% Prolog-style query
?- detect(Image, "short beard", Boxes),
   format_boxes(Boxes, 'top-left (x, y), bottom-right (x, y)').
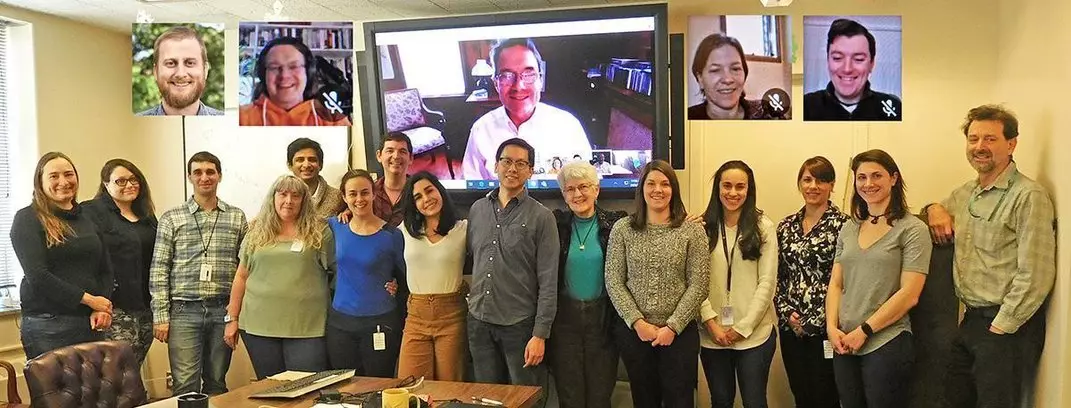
top-left (158, 75), bottom-right (206, 110)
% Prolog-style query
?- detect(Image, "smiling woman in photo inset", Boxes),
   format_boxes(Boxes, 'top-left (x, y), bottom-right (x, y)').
top-left (239, 37), bottom-right (351, 126)
top-left (688, 33), bottom-right (786, 120)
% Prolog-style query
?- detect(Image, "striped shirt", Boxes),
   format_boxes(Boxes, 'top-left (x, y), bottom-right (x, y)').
top-left (940, 161), bottom-right (1056, 333)
top-left (149, 197), bottom-right (248, 324)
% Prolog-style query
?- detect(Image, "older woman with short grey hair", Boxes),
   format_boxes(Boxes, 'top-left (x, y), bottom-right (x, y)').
top-left (546, 161), bottom-right (626, 408)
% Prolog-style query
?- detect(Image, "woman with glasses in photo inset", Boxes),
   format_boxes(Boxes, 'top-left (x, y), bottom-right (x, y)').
top-left (396, 171), bottom-right (468, 381)
top-left (606, 160), bottom-right (709, 408)
top-left (12, 152), bottom-right (114, 360)
top-left (828, 149), bottom-right (931, 408)
top-left (775, 156), bottom-right (849, 408)
top-left (82, 159), bottom-right (158, 368)
top-left (548, 161), bottom-right (627, 408)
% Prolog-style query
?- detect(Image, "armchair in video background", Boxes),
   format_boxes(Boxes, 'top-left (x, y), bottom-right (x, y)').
top-left (383, 88), bottom-right (455, 179)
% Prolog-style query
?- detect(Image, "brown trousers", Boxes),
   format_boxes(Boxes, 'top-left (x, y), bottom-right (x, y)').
top-left (397, 292), bottom-right (467, 381)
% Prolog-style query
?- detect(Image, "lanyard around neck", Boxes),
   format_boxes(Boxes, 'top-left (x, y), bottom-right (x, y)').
top-left (720, 222), bottom-right (739, 296)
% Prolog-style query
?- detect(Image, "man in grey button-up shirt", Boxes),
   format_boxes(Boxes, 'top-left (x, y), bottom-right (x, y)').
top-left (925, 104), bottom-right (1056, 408)
top-left (467, 138), bottom-right (558, 402)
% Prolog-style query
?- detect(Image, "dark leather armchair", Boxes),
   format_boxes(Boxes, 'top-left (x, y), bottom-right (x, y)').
top-left (23, 341), bottom-right (147, 408)
top-left (1, 359), bottom-right (21, 403)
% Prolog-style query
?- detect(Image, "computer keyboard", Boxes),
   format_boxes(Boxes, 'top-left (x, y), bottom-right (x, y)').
top-left (249, 369), bottom-right (355, 399)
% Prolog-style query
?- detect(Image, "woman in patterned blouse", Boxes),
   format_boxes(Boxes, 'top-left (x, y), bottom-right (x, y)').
top-left (775, 156), bottom-right (848, 408)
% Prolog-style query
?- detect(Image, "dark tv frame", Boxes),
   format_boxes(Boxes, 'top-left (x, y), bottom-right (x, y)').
top-left (359, 3), bottom-right (669, 201)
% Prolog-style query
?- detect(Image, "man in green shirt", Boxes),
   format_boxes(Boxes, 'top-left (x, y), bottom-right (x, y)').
top-left (925, 104), bottom-right (1055, 408)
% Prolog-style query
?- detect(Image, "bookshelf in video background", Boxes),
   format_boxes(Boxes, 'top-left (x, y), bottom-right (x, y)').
top-left (238, 22), bottom-right (354, 105)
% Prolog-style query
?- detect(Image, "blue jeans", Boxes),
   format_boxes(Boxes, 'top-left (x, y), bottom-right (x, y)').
top-left (20, 312), bottom-right (103, 360)
top-left (833, 331), bottom-right (915, 408)
top-left (700, 328), bottom-right (778, 408)
top-left (468, 316), bottom-right (548, 407)
top-left (168, 299), bottom-right (233, 395)
top-left (241, 331), bottom-right (328, 380)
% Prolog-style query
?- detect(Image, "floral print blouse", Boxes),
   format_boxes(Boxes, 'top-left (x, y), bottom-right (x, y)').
top-left (775, 203), bottom-right (849, 336)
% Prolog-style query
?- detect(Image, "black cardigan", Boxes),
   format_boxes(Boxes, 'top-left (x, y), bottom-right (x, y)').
top-left (82, 196), bottom-right (157, 312)
top-left (10, 203), bottom-right (114, 316)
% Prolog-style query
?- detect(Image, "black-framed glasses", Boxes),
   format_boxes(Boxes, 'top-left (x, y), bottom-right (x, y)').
top-left (112, 177), bottom-right (140, 187)
top-left (493, 71), bottom-right (540, 86)
top-left (498, 158), bottom-right (531, 170)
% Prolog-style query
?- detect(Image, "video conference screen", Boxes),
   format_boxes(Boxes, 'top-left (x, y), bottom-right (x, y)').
top-left (369, 13), bottom-right (659, 191)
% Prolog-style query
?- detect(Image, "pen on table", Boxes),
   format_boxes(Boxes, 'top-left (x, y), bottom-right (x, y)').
top-left (472, 396), bottom-right (504, 406)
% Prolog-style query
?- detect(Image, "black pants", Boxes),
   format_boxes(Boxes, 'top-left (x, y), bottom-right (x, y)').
top-left (833, 331), bottom-right (915, 408)
top-left (547, 297), bottom-right (619, 408)
top-left (700, 328), bottom-right (777, 408)
top-left (780, 328), bottom-right (839, 408)
top-left (614, 319), bottom-right (698, 408)
top-left (943, 306), bottom-right (1046, 408)
top-left (326, 308), bottom-right (403, 378)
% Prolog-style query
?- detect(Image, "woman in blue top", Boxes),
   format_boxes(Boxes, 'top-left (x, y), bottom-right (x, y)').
top-left (326, 169), bottom-right (407, 377)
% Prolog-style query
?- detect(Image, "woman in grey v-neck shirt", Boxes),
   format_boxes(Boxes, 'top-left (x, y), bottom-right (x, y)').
top-left (826, 150), bottom-right (932, 408)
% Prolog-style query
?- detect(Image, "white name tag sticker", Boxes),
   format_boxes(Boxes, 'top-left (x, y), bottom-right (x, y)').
top-left (200, 263), bottom-right (212, 282)
top-left (719, 306), bottom-right (735, 326)
top-left (290, 240), bottom-right (304, 252)
top-left (373, 332), bottom-right (386, 351)
top-left (823, 340), bottom-right (834, 359)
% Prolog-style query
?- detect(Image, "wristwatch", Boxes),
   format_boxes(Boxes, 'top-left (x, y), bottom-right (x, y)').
top-left (224, 315), bottom-right (236, 323)
top-left (860, 322), bottom-right (875, 337)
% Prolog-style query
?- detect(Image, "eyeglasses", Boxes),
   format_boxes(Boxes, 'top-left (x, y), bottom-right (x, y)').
top-left (267, 63), bottom-right (305, 76)
top-left (563, 183), bottom-right (594, 196)
top-left (493, 71), bottom-right (540, 86)
top-left (497, 158), bottom-right (531, 170)
top-left (112, 177), bottom-right (140, 187)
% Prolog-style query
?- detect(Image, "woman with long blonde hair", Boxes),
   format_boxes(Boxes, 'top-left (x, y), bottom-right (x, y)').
top-left (224, 175), bottom-right (334, 379)
top-left (12, 152), bottom-right (114, 359)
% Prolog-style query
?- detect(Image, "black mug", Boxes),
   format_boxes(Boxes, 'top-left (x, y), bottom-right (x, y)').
top-left (177, 392), bottom-right (209, 408)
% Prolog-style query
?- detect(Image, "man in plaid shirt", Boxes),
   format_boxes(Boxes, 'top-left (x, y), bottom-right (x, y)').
top-left (150, 151), bottom-right (247, 395)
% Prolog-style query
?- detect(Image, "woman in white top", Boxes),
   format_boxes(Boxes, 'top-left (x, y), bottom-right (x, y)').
top-left (395, 171), bottom-right (468, 381)
top-left (699, 160), bottom-right (779, 408)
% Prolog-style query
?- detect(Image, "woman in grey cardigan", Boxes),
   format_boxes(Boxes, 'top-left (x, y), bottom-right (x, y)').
top-left (827, 149), bottom-right (931, 408)
top-left (605, 160), bottom-right (709, 408)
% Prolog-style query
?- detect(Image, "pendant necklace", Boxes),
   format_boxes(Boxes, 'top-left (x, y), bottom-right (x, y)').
top-left (574, 217), bottom-right (597, 251)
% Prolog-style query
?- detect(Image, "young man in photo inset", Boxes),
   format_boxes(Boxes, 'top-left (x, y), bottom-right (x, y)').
top-left (462, 38), bottom-right (592, 180)
top-left (803, 19), bottom-right (901, 121)
top-left (137, 26), bottom-right (223, 116)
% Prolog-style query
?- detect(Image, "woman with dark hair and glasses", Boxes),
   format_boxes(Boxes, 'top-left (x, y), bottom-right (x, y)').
top-left (395, 171), bottom-right (468, 381)
top-left (81, 159), bottom-right (158, 367)
top-left (827, 149), bottom-right (931, 408)
top-left (775, 156), bottom-right (848, 408)
top-left (689, 33), bottom-right (787, 120)
top-left (605, 160), bottom-right (708, 408)
top-left (239, 36), bottom-right (351, 126)
top-left (12, 152), bottom-right (114, 359)
top-left (698, 160), bottom-right (778, 408)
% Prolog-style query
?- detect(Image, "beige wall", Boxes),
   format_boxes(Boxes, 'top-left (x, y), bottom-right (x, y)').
top-left (2, 0), bottom-right (1069, 406)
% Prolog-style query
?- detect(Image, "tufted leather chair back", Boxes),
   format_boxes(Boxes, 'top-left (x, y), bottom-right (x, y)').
top-left (23, 341), bottom-right (147, 408)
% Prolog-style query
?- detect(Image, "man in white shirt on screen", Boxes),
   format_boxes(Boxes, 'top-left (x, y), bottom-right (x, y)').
top-left (462, 38), bottom-right (592, 180)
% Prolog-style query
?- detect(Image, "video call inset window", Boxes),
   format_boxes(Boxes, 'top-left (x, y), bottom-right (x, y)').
top-left (132, 23), bottom-right (225, 116)
top-left (802, 15), bottom-right (903, 121)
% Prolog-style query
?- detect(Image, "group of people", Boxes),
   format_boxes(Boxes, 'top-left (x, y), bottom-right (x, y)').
top-left (12, 104), bottom-right (1054, 408)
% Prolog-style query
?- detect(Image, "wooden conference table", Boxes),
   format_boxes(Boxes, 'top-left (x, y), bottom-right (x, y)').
top-left (211, 376), bottom-right (542, 408)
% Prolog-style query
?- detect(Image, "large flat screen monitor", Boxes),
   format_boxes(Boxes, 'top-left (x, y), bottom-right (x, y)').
top-left (360, 4), bottom-right (669, 194)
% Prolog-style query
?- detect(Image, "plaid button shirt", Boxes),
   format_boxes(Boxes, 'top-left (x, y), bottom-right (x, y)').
top-left (941, 162), bottom-right (1056, 333)
top-left (149, 197), bottom-right (247, 324)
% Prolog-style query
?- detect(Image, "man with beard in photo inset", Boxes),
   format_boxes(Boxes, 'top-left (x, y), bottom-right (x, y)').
top-left (137, 26), bottom-right (222, 116)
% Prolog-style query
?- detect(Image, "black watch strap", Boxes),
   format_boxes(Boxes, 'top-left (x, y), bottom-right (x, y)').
top-left (861, 322), bottom-right (875, 337)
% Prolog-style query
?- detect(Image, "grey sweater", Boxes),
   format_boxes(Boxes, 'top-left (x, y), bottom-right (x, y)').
top-left (605, 217), bottom-right (710, 333)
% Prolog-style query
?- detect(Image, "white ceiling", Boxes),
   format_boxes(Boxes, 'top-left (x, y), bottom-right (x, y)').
top-left (1, 0), bottom-right (647, 33)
